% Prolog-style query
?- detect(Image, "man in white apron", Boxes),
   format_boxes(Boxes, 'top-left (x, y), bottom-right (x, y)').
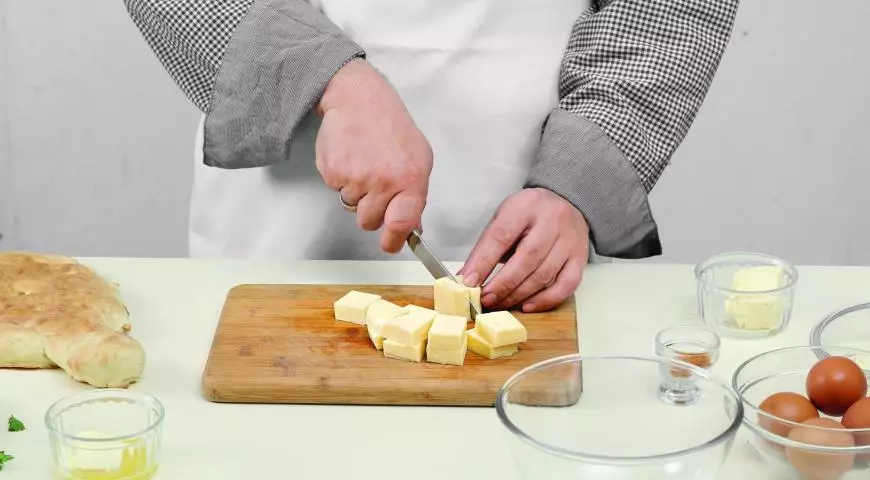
top-left (125, 0), bottom-right (739, 312)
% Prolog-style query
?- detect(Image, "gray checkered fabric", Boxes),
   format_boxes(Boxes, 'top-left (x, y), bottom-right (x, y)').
top-left (124, 0), bottom-right (253, 111)
top-left (124, 0), bottom-right (739, 259)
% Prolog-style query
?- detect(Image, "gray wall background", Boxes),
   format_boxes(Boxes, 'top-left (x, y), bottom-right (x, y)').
top-left (1, 1), bottom-right (868, 265)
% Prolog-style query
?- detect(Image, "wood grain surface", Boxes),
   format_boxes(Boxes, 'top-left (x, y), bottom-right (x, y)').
top-left (202, 284), bottom-right (579, 406)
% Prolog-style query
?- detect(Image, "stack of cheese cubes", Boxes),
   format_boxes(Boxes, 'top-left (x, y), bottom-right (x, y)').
top-left (332, 275), bottom-right (526, 365)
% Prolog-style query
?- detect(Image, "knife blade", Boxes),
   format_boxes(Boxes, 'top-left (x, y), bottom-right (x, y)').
top-left (406, 228), bottom-right (480, 320)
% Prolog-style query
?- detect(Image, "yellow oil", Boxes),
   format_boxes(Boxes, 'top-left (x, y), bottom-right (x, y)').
top-left (57, 432), bottom-right (157, 480)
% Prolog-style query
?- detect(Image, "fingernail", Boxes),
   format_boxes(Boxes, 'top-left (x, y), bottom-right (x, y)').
top-left (482, 293), bottom-right (497, 306)
top-left (522, 303), bottom-right (535, 312)
top-left (463, 272), bottom-right (479, 287)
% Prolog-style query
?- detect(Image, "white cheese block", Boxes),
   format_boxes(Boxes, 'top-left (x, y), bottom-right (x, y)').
top-left (382, 309), bottom-right (436, 345)
top-left (454, 275), bottom-right (482, 313)
top-left (383, 338), bottom-right (426, 362)
top-left (333, 290), bottom-right (382, 325)
top-left (727, 265), bottom-right (785, 330)
top-left (467, 328), bottom-right (518, 359)
top-left (475, 311), bottom-right (527, 347)
top-left (366, 299), bottom-right (406, 325)
top-left (426, 335), bottom-right (468, 366)
top-left (428, 314), bottom-right (468, 350)
top-left (434, 277), bottom-right (471, 318)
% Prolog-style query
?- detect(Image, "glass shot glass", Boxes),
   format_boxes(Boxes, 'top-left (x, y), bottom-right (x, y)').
top-left (655, 326), bottom-right (722, 406)
top-left (45, 389), bottom-right (164, 480)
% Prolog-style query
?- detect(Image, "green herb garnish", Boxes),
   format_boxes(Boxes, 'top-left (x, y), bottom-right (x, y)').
top-left (7, 416), bottom-right (24, 433)
top-left (0, 451), bottom-right (13, 471)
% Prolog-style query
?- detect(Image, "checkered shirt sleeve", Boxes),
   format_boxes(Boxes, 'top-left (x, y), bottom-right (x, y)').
top-left (124, 0), bottom-right (255, 112)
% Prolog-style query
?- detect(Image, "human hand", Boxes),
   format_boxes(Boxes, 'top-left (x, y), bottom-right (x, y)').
top-left (315, 59), bottom-right (432, 253)
top-left (457, 188), bottom-right (589, 312)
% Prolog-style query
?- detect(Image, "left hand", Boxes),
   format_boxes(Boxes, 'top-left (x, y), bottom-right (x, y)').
top-left (457, 188), bottom-right (589, 313)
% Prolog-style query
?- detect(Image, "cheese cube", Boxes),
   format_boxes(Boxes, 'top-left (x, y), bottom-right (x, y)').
top-left (467, 328), bottom-right (518, 359)
top-left (404, 304), bottom-right (437, 315)
top-left (333, 290), bottom-right (382, 325)
top-left (382, 309), bottom-right (435, 345)
top-left (383, 338), bottom-right (426, 362)
top-left (455, 275), bottom-right (482, 313)
top-left (428, 314), bottom-right (468, 350)
top-left (726, 266), bottom-right (785, 330)
top-left (435, 277), bottom-right (471, 317)
top-left (426, 335), bottom-right (468, 366)
top-left (367, 317), bottom-right (387, 350)
top-left (475, 311), bottom-right (527, 347)
top-left (366, 299), bottom-right (406, 325)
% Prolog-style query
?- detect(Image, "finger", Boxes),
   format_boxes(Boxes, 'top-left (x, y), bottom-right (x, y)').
top-left (460, 209), bottom-right (532, 288)
top-left (339, 186), bottom-right (364, 207)
top-left (355, 191), bottom-right (392, 231)
top-left (380, 190), bottom-right (425, 254)
top-left (493, 236), bottom-right (572, 310)
top-left (520, 256), bottom-right (586, 313)
top-left (479, 223), bottom-right (558, 307)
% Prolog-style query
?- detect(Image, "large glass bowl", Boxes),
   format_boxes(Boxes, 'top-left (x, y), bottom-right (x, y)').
top-left (810, 303), bottom-right (870, 359)
top-left (733, 346), bottom-right (870, 480)
top-left (496, 354), bottom-right (743, 479)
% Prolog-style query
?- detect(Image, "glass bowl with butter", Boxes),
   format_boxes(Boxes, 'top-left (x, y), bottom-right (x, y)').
top-left (46, 389), bottom-right (164, 480)
top-left (695, 252), bottom-right (798, 338)
top-left (496, 354), bottom-right (743, 479)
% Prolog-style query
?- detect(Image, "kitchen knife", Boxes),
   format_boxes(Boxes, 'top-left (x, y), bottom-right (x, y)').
top-left (406, 228), bottom-right (480, 320)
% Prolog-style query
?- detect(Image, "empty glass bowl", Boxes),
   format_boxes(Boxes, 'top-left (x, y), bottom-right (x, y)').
top-left (811, 303), bottom-right (870, 360)
top-left (695, 252), bottom-right (798, 338)
top-left (733, 345), bottom-right (870, 480)
top-left (496, 354), bottom-right (743, 479)
top-left (45, 389), bottom-right (164, 480)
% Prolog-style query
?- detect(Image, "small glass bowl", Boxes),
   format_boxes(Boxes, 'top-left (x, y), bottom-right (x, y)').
top-left (45, 389), bottom-right (164, 480)
top-left (654, 326), bottom-right (722, 406)
top-left (496, 354), bottom-right (743, 479)
top-left (732, 345), bottom-right (870, 480)
top-left (695, 251), bottom-right (798, 338)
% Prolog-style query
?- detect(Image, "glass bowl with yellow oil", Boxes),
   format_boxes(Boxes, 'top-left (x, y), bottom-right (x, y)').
top-left (45, 389), bottom-right (164, 480)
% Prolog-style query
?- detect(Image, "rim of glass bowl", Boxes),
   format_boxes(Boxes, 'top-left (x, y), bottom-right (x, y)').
top-left (45, 388), bottom-right (165, 443)
top-left (495, 353), bottom-right (744, 466)
top-left (732, 345), bottom-right (870, 453)
top-left (694, 251), bottom-right (799, 295)
top-left (809, 302), bottom-right (870, 347)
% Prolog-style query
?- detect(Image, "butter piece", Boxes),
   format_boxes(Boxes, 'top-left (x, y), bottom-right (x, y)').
top-left (727, 266), bottom-right (785, 330)
top-left (382, 309), bottom-right (436, 345)
top-left (367, 317), bottom-right (387, 350)
top-left (428, 314), bottom-right (468, 350)
top-left (427, 335), bottom-right (468, 366)
top-left (334, 290), bottom-right (382, 325)
top-left (435, 277), bottom-right (472, 318)
top-left (366, 299), bottom-right (406, 325)
top-left (404, 304), bottom-right (437, 316)
top-left (455, 275), bottom-right (482, 313)
top-left (475, 311), bottom-right (527, 347)
top-left (383, 338), bottom-right (426, 362)
top-left (467, 328), bottom-right (518, 359)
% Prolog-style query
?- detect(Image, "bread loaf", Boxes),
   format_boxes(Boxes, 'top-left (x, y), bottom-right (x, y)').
top-left (0, 252), bottom-right (145, 387)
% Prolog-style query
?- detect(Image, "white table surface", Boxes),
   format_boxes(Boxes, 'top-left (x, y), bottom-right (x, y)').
top-left (2, 258), bottom-right (869, 479)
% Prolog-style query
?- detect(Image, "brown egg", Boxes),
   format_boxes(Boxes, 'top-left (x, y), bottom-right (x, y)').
top-left (759, 392), bottom-right (820, 439)
top-left (786, 417), bottom-right (855, 480)
top-left (806, 356), bottom-right (868, 416)
top-left (842, 397), bottom-right (870, 461)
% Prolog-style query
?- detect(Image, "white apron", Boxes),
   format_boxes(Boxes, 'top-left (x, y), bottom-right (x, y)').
top-left (189, 0), bottom-right (595, 262)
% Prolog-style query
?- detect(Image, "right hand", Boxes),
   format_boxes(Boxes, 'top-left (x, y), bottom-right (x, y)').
top-left (315, 59), bottom-right (433, 254)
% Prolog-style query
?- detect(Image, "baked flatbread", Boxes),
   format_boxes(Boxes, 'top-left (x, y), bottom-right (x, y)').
top-left (0, 252), bottom-right (145, 387)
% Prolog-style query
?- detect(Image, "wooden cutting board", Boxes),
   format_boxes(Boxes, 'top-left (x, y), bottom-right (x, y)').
top-left (202, 284), bottom-right (579, 406)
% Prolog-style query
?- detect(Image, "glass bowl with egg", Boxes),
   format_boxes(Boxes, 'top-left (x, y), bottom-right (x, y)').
top-left (695, 251), bottom-right (798, 338)
top-left (496, 354), bottom-right (743, 479)
top-left (45, 389), bottom-right (164, 480)
top-left (733, 345), bottom-right (870, 479)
